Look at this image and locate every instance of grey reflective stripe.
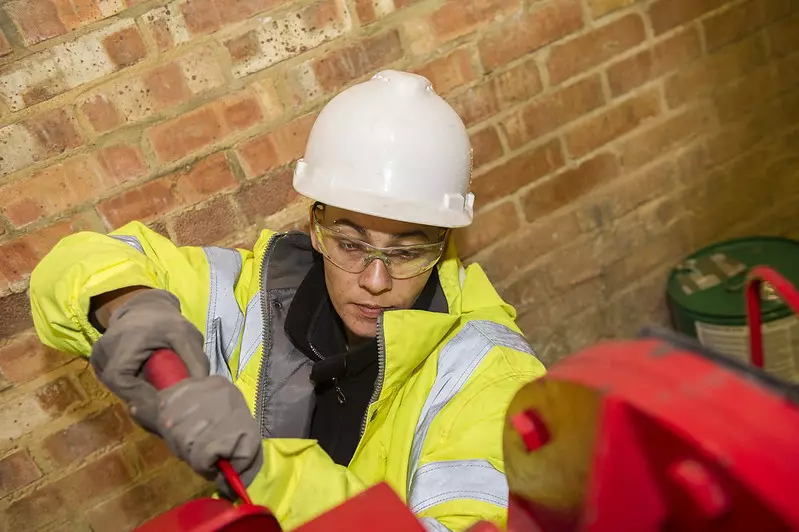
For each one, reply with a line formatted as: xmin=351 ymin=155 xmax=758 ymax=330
xmin=419 ymin=517 xmax=451 ymax=532
xmin=203 ymin=247 xmax=244 ymax=380
xmin=409 ymin=459 xmax=508 ymax=514
xmin=237 ymin=292 xmax=262 ymax=378
xmin=110 ymin=234 xmax=144 ymax=254
xmin=406 ymin=320 xmax=535 ymax=511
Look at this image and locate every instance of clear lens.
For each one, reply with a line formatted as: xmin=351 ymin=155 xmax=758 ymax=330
xmin=312 ymin=210 xmax=445 ymax=279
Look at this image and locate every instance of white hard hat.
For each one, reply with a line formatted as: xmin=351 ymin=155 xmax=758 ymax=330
xmin=293 ymin=70 xmax=474 ymax=228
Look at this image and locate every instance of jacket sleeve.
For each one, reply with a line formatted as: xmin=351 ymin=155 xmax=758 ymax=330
xmin=29 ymin=221 xmax=220 ymax=358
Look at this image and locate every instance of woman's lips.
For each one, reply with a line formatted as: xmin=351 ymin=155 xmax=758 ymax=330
xmin=354 ymin=304 xmax=391 ymax=319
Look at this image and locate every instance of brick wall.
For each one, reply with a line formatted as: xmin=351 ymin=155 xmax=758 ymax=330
xmin=0 ymin=0 xmax=798 ymax=529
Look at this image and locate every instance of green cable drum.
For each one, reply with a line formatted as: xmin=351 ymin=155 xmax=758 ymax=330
xmin=666 ymin=236 xmax=799 ymax=383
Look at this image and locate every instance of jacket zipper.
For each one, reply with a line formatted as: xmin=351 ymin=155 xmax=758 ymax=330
xmin=359 ymin=314 xmax=386 ymax=439
xmin=309 ymin=342 xmax=347 ymax=405
xmin=254 ymin=233 xmax=282 ymax=439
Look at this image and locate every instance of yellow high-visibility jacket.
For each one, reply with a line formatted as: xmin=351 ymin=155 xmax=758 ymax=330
xmin=29 ymin=221 xmax=546 ymax=531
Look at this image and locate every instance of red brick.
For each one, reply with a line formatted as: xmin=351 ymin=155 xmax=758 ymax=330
xmin=664 ymin=35 xmax=767 ymax=109
xmin=98 ymin=152 xmax=236 ymax=228
xmin=225 ymin=30 xmax=260 ymax=64
xmin=148 ymin=107 xmax=224 ymax=163
xmin=547 ymin=14 xmax=646 ymax=86
xmin=0 ymin=29 xmax=12 ymax=56
xmin=34 ymin=376 xmax=83 ymax=416
xmin=3 ymin=484 xmax=68 ymax=530
xmin=27 ymin=106 xmax=84 ymax=152
xmin=6 ymin=0 xmax=127 ymax=46
xmin=577 ymin=159 xmax=679 ymax=230
xmin=619 ymin=106 xmax=715 ymax=170
xmin=565 ymin=89 xmax=661 ymax=157
xmin=763 ymin=0 xmax=795 ymax=21
xmin=97 ymin=179 xmax=175 ymax=229
xmin=448 ymin=59 xmax=542 ymax=127
xmin=223 ymin=93 xmax=263 ymax=131
xmin=6 ymin=0 xmax=68 ymax=45
xmin=235 ymin=168 xmax=300 ymax=223
xmin=478 ymin=0 xmax=583 ymax=71
xmin=355 ymin=0 xmax=422 ymax=25
xmin=172 ymin=197 xmax=241 ymax=246
xmin=218 ymin=0 xmax=283 ymax=25
xmin=475 ymin=209 xmax=581 ymax=282
xmin=649 ymin=0 xmax=728 ymax=35
xmin=713 ymin=64 xmax=784 ymax=123
xmin=86 ymin=461 xmax=210 ymax=532
xmin=51 ymin=451 xmax=135 ymax=506
xmin=177 ymin=0 xmax=280 ymax=37
xmin=81 ymin=94 xmax=123 ymax=133
xmin=431 ymin=0 xmax=520 ymax=46
xmin=588 ymin=0 xmax=636 ymax=18
xmin=98 ymin=180 xmax=161 ymax=232
xmin=309 ymin=30 xmax=403 ymax=94
xmin=0 ymin=213 xmax=103 ymax=291
xmin=521 ymin=153 xmax=620 ymax=221
xmin=145 ymin=62 xmax=191 ymax=108
xmin=454 ymin=202 xmax=520 ymax=258
xmin=210 ymin=0 xmax=349 ymax=78
xmin=148 ymin=92 xmax=261 ymax=162
xmin=0 ymin=154 xmax=132 ymax=227
xmin=501 ymin=75 xmax=605 ymax=149
xmin=135 ymin=436 xmax=174 ymax=471
xmin=705 ymin=102 xmax=784 ymax=166
xmin=470 ymin=126 xmax=504 ymax=169
xmin=607 ymin=27 xmax=702 ymax=97
xmin=0 ymin=449 xmax=42 ymax=498
xmin=148 ymin=16 xmax=174 ymax=51
xmin=97 ymin=143 xmax=148 ymax=182
xmin=472 ymin=139 xmax=566 ymax=205
xmin=41 ymin=404 xmax=136 ymax=467
xmin=769 ymin=13 xmax=799 ymax=57
xmin=0 ymin=107 xmax=85 ymax=178
xmin=703 ymin=0 xmax=766 ymax=51
xmin=414 ymin=47 xmax=476 ymax=95
xmin=103 ymin=26 xmax=147 ymax=68
xmin=0 ymin=292 xmax=33 ymax=338
xmin=181 ymin=0 xmax=222 ymax=35
xmin=172 ymin=152 xmax=238 ymax=204
xmin=78 ymin=47 xmax=225 ymax=135
xmin=237 ymin=113 xmax=316 ymax=178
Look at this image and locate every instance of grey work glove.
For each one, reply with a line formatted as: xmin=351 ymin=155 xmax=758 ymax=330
xmin=90 ymin=289 xmax=210 ymax=433
xmin=156 ymin=376 xmax=264 ymax=499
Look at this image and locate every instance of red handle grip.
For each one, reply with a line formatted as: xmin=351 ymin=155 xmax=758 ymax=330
xmin=144 ymin=349 xmax=191 ymax=390
xmin=143 ymin=349 xmax=254 ymax=505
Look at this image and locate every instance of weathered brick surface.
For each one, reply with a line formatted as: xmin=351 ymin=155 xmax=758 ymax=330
xmin=0 ymin=449 xmax=42 ymax=498
xmin=1 ymin=0 xmax=798 ymax=529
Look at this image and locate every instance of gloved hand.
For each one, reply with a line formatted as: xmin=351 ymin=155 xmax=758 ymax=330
xmin=156 ymin=376 xmax=264 ymax=499
xmin=90 ymin=289 xmax=210 ymax=433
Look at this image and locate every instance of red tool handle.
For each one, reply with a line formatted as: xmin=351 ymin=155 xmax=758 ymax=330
xmin=745 ymin=266 xmax=799 ymax=369
xmin=144 ymin=348 xmax=254 ymax=505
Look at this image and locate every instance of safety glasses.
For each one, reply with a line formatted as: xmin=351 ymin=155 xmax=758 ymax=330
xmin=311 ymin=204 xmax=446 ymax=279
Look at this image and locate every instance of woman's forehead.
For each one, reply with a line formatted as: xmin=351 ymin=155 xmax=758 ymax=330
xmin=323 ymin=205 xmax=441 ymax=240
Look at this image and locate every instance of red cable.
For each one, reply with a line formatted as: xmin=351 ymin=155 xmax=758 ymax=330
xmin=745 ymin=266 xmax=799 ymax=369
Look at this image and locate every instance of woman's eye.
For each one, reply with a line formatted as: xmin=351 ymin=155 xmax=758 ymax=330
xmin=339 ymin=241 xmax=361 ymax=252
xmin=390 ymin=250 xmax=420 ymax=261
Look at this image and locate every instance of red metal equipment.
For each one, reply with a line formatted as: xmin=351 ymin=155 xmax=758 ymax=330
xmin=135 ymin=267 xmax=799 ymax=531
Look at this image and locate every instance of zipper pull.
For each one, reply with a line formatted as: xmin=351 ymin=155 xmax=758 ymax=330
xmin=332 ymin=378 xmax=346 ymax=404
